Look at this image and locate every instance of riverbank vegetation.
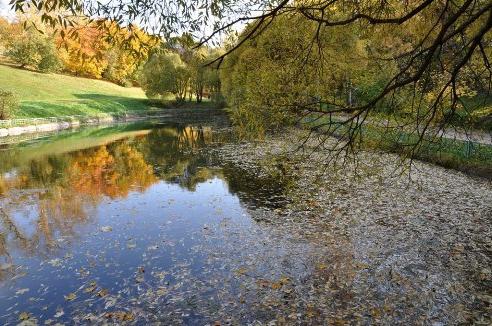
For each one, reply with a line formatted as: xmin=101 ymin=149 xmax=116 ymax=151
xmin=2 ymin=0 xmax=491 ymax=175
xmin=0 ymin=14 xmax=224 ymax=119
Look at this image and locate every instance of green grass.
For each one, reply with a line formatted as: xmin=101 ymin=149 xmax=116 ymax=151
xmin=0 ymin=64 xmax=152 ymax=118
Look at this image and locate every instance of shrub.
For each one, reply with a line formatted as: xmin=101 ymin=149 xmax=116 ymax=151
xmin=121 ymin=79 xmax=134 ymax=88
xmin=6 ymin=31 xmax=61 ymax=73
xmin=6 ymin=33 xmax=42 ymax=68
xmin=0 ymin=90 xmax=19 ymax=120
xmin=37 ymin=41 xmax=62 ymax=73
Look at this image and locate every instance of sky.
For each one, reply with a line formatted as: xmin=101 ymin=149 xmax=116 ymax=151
xmin=0 ymin=0 xmax=15 ymax=21
xmin=0 ymin=0 xmax=247 ymax=45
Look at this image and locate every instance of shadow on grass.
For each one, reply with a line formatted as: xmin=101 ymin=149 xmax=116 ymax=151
xmin=73 ymin=93 xmax=151 ymax=111
xmin=17 ymin=94 xmax=152 ymax=118
xmin=16 ymin=93 xmax=225 ymax=119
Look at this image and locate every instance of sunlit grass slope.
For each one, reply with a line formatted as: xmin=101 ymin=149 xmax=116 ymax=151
xmin=1 ymin=64 xmax=151 ymax=118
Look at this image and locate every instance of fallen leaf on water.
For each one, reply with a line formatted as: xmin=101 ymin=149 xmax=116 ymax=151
xmin=477 ymin=294 xmax=492 ymax=304
xmin=234 ymin=267 xmax=248 ymax=276
xmin=48 ymin=259 xmax=62 ymax=267
xmin=19 ymin=312 xmax=30 ymax=320
xmin=0 ymin=263 xmax=12 ymax=270
xmin=54 ymin=308 xmax=64 ymax=318
xmin=64 ymin=293 xmax=77 ymax=301
xmin=84 ymin=281 xmax=97 ymax=293
xmin=16 ymin=288 xmax=30 ymax=295
xmin=156 ymin=287 xmax=167 ymax=296
xmin=105 ymin=311 xmax=134 ymax=321
xmin=256 ymin=279 xmax=270 ymax=288
xmin=101 ymin=226 xmax=112 ymax=232
xmin=97 ymin=288 xmax=109 ymax=297
xmin=271 ymin=282 xmax=283 ymax=290
xmin=104 ymin=296 xmax=117 ymax=309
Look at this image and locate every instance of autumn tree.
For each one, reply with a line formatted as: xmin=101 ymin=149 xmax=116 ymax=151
xmin=9 ymin=0 xmax=492 ymax=156
xmin=5 ymin=28 xmax=61 ymax=72
xmin=56 ymin=25 xmax=108 ymax=78
xmin=101 ymin=22 xmax=159 ymax=85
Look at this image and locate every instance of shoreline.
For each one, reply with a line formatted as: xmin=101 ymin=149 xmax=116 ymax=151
xmin=0 ymin=107 xmax=226 ymax=140
xmin=0 ymin=112 xmax=163 ymax=139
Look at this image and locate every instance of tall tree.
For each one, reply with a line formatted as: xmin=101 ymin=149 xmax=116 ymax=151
xmin=140 ymin=51 xmax=190 ymax=101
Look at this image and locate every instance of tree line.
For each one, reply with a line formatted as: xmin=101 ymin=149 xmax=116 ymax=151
xmin=3 ymin=0 xmax=491 ymax=150
xmin=0 ymin=16 xmax=157 ymax=86
xmin=0 ymin=14 xmax=224 ymax=106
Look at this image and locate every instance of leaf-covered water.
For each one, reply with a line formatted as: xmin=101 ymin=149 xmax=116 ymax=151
xmin=0 ymin=119 xmax=490 ymax=325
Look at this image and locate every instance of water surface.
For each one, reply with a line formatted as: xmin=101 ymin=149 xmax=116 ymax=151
xmin=0 ymin=120 xmax=304 ymax=324
xmin=1 ymin=119 xmax=490 ymax=325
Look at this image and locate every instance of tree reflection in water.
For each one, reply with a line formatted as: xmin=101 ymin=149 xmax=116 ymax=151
xmin=0 ymin=123 xmax=289 ymax=271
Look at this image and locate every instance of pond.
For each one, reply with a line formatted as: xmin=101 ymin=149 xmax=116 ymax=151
xmin=0 ymin=116 xmax=491 ymax=325
xmin=0 ymin=118 xmax=301 ymax=324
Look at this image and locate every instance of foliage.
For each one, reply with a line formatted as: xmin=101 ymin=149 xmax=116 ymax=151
xmin=0 ymin=89 xmax=19 ymax=120
xmin=0 ymin=17 xmax=22 ymax=50
xmin=57 ymin=21 xmax=159 ymax=81
xmin=221 ymin=15 xmax=383 ymax=137
xmin=162 ymin=35 xmax=225 ymax=104
xmin=37 ymin=38 xmax=62 ymax=72
xmin=218 ymin=4 xmax=491 ymax=141
xmin=56 ymin=25 xmax=109 ymax=78
xmin=2 ymin=14 xmax=157 ymax=82
xmin=5 ymin=29 xmax=61 ymax=72
xmin=101 ymin=22 xmax=159 ymax=84
xmin=7 ymin=0 xmax=492 ymax=152
xmin=140 ymin=51 xmax=190 ymax=101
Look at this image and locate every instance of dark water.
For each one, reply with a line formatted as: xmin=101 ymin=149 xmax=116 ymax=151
xmin=0 ymin=120 xmax=305 ymax=324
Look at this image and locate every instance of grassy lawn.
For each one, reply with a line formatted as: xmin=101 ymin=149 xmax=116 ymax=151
xmin=0 ymin=64 xmax=152 ymax=118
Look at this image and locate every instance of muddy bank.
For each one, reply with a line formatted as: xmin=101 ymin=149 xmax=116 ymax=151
xmin=209 ymin=129 xmax=492 ymax=324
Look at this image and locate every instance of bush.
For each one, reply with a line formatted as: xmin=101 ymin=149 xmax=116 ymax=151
xmin=6 ymin=33 xmax=42 ymax=68
xmin=120 ymin=79 xmax=134 ymax=88
xmin=6 ymin=31 xmax=61 ymax=73
xmin=37 ymin=41 xmax=62 ymax=73
xmin=0 ymin=90 xmax=19 ymax=120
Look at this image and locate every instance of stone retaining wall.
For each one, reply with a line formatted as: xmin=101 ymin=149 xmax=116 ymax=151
xmin=0 ymin=108 xmax=227 ymax=139
xmin=0 ymin=115 xmax=155 ymax=137
xmin=0 ymin=116 xmax=127 ymax=138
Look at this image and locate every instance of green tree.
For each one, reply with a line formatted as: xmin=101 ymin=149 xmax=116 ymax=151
xmin=37 ymin=38 xmax=62 ymax=72
xmin=140 ymin=51 xmax=190 ymax=101
xmin=220 ymin=15 xmax=377 ymax=137
xmin=6 ymin=30 xmax=60 ymax=72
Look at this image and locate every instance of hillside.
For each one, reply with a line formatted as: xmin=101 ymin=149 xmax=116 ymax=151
xmin=0 ymin=64 xmax=150 ymax=118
